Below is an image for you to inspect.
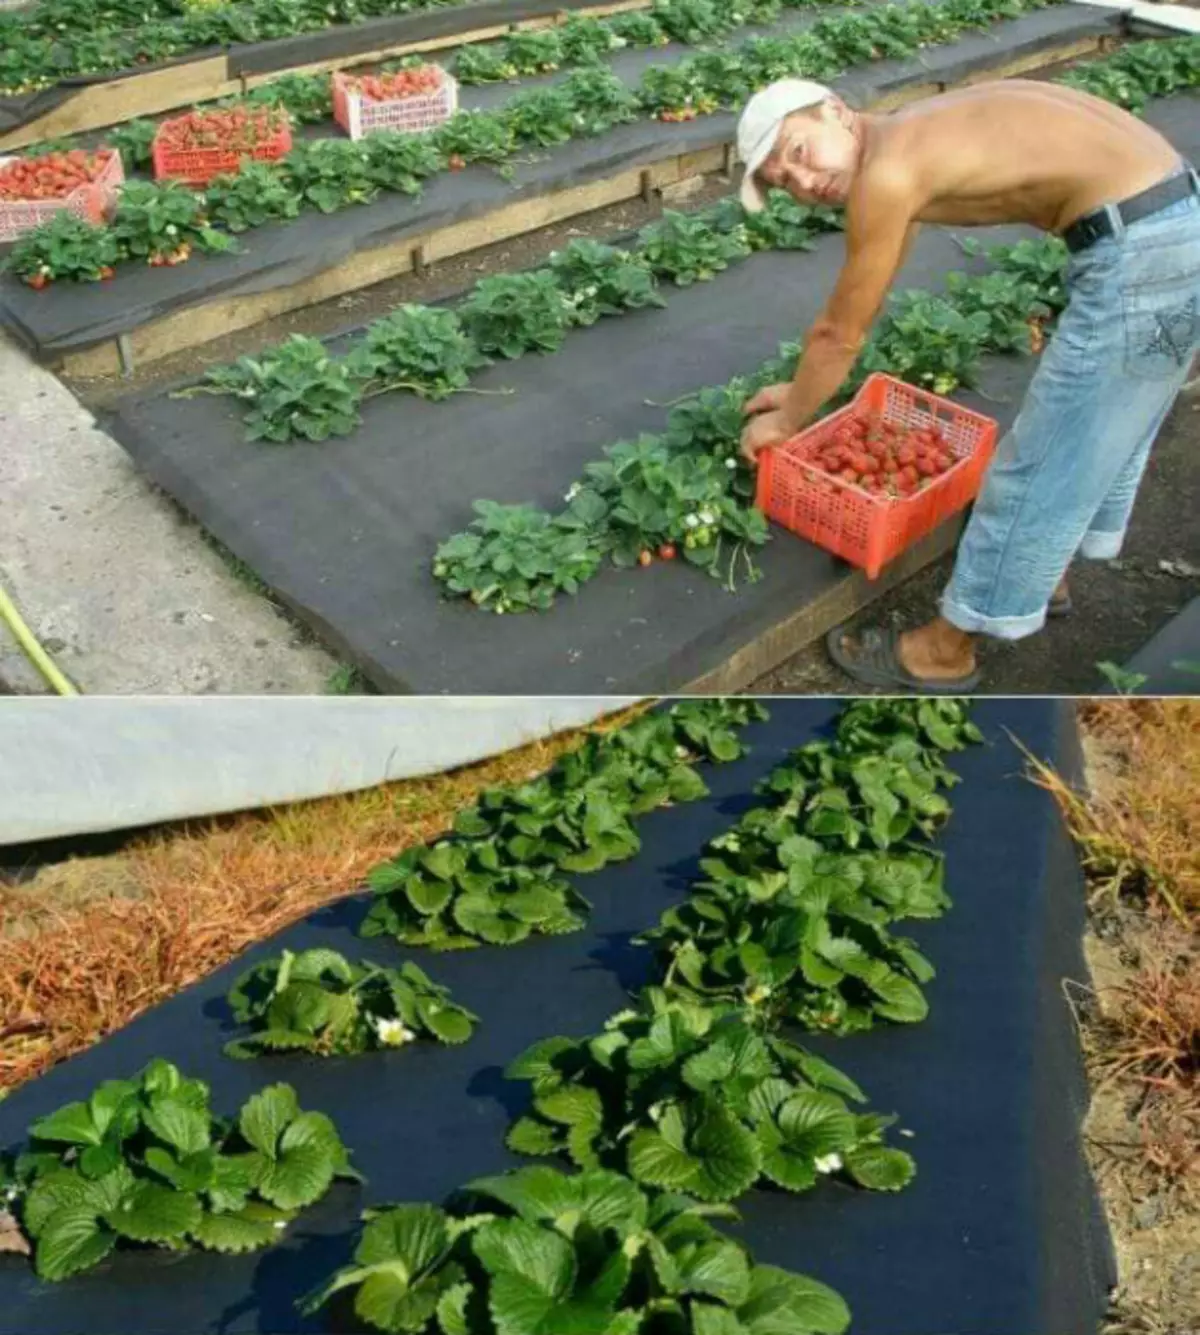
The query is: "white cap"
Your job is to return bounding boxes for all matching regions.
[737,78,832,213]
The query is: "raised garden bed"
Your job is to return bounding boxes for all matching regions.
[0,698,1115,1335]
[0,0,652,151]
[98,89,1199,694]
[0,1,1121,373]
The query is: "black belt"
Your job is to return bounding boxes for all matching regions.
[1062,165,1198,254]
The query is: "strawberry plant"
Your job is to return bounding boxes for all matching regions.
[0,1059,360,1280]
[363,131,445,194]
[969,235,1069,315]
[282,139,379,213]
[583,434,768,586]
[434,110,517,165]
[559,67,641,135]
[199,335,365,443]
[203,160,303,232]
[300,1165,850,1334]
[109,179,235,264]
[853,291,991,397]
[453,44,519,84]
[610,10,671,47]
[505,988,915,1199]
[943,270,1050,354]
[835,697,984,756]
[457,271,573,358]
[5,211,121,287]
[242,72,333,124]
[345,304,488,400]
[503,85,581,147]
[501,28,564,75]
[547,238,667,325]
[361,701,764,946]
[638,210,752,285]
[655,0,741,44]
[105,119,158,171]
[559,12,624,65]
[432,499,607,615]
[224,949,477,1057]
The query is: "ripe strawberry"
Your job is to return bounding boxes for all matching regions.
[658,543,676,560]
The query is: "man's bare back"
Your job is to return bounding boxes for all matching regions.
[862,79,1181,233]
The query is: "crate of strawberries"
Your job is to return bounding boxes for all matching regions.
[152,105,293,186]
[755,372,999,580]
[332,64,458,141]
[0,148,125,244]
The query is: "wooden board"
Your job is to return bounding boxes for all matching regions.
[55,27,1108,380]
[680,521,965,692]
[0,0,653,151]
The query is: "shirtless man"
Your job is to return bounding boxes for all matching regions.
[736,77,1200,691]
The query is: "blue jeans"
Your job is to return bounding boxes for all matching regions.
[941,178,1200,640]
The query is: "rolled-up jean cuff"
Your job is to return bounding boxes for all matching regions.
[1079,529,1125,560]
[940,593,1046,641]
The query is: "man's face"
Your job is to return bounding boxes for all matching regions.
[757,102,859,206]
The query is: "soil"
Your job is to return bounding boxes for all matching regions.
[751,389,1200,695]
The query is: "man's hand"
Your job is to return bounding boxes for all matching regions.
[741,406,798,463]
[743,382,791,417]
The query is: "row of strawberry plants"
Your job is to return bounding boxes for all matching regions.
[183,190,841,443]
[0,699,765,1284]
[429,231,1069,613]
[304,697,981,1331]
[496,700,982,1209]
[4,0,1064,287]
[0,697,979,1332]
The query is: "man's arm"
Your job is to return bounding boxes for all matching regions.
[778,174,919,431]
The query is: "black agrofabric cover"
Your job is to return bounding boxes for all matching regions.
[1115,593,1200,694]
[0,3,1119,356]
[0,699,1115,1335]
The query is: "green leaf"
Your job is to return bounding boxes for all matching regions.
[737,1265,851,1335]
[239,1084,300,1158]
[34,1206,117,1281]
[693,1305,747,1335]
[143,1095,211,1157]
[843,1146,915,1192]
[29,1102,102,1148]
[776,1093,857,1160]
[190,1209,280,1253]
[535,1086,603,1131]
[356,1271,443,1334]
[258,1113,342,1210]
[358,1203,450,1274]
[105,1181,202,1243]
[679,1239,752,1305]
[418,1000,475,1046]
[474,1218,576,1328]
[507,1117,562,1158]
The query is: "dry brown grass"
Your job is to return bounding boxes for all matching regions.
[1031,699,1200,925]
[1033,699,1200,1216]
[0,704,644,1096]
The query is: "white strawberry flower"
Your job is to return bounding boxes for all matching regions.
[814,1153,844,1175]
[374,1017,417,1047]
[725,457,737,469]
[746,983,772,1005]
[274,1220,289,1231]
[166,224,178,236]
[699,509,716,526]
[684,513,700,529]
[565,482,582,502]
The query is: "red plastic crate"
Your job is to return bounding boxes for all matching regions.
[755,373,999,580]
[332,67,458,141]
[151,109,293,186]
[0,149,124,243]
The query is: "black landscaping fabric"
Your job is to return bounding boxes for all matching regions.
[1118,594,1200,693]
[0,699,1115,1335]
[104,223,1031,694]
[0,3,1118,357]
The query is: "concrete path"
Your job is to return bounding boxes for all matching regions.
[0,332,339,695]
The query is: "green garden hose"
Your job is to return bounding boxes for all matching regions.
[0,579,79,696]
